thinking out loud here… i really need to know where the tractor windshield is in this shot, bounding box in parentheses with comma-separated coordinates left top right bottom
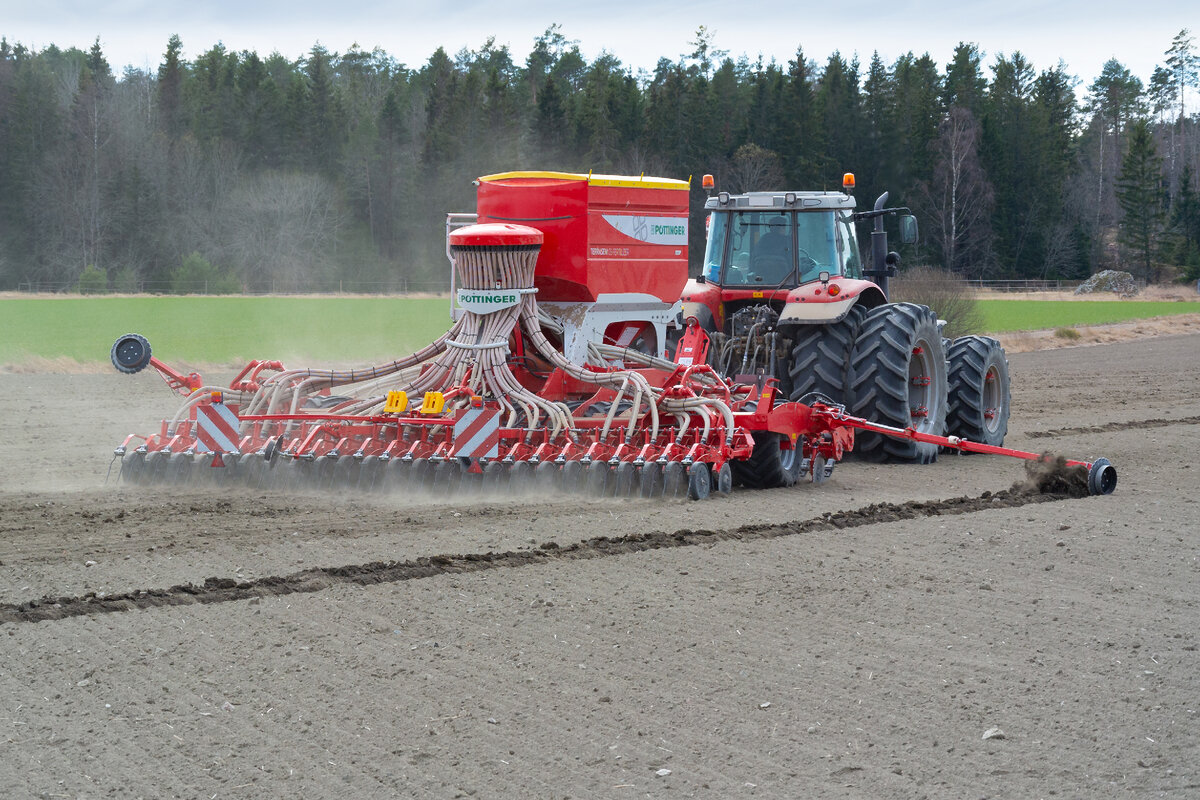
(705, 209, 861, 286)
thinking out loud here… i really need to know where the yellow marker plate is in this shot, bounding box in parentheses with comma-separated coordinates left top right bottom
(419, 391, 445, 415)
(384, 390, 408, 414)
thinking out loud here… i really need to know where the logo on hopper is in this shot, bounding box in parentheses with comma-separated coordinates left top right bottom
(460, 293, 517, 304)
(456, 288, 523, 313)
(602, 214, 688, 245)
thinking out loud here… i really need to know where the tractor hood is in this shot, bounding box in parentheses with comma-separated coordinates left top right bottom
(680, 276, 886, 331)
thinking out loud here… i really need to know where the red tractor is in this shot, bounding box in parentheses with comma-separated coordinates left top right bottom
(679, 174, 1011, 484)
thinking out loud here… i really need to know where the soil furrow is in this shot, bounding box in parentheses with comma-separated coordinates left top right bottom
(0, 478, 1090, 625)
(1024, 414, 1200, 438)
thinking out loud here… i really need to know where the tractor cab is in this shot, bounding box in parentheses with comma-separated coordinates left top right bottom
(679, 179, 925, 417)
(681, 187, 891, 337)
(701, 199, 864, 289)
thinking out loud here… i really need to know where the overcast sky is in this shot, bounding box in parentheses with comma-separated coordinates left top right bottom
(3, 1, 1196, 91)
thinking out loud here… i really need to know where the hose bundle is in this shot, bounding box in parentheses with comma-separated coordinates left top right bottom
(166, 223, 736, 447)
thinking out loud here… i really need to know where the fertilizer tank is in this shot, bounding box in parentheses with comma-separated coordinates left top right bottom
(475, 171, 691, 304)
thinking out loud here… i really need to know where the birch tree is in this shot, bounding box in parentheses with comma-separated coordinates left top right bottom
(915, 107, 994, 276)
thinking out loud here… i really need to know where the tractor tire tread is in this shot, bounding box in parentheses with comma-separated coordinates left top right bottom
(848, 302, 947, 463)
(787, 303, 866, 407)
(730, 430, 801, 489)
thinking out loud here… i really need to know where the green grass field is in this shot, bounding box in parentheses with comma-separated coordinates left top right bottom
(0, 296, 452, 368)
(977, 299, 1200, 333)
(3, 295, 1199, 369)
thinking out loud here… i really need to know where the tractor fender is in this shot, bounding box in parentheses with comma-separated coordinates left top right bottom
(778, 281, 887, 325)
(680, 278, 722, 331)
(681, 301, 717, 332)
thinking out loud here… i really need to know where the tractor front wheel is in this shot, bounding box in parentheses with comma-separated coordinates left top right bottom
(730, 431, 803, 489)
(849, 303, 948, 463)
(787, 304, 866, 407)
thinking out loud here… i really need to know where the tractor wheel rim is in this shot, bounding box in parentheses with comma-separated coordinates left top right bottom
(909, 336, 940, 433)
(779, 442, 797, 472)
(983, 364, 1002, 435)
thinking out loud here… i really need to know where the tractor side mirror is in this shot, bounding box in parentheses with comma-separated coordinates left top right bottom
(898, 214, 918, 245)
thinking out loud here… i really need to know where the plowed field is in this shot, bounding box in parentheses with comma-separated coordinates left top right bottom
(2, 334, 1198, 798)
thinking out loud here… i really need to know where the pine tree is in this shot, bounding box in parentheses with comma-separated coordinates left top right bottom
(533, 75, 568, 158)
(816, 52, 862, 184)
(188, 43, 238, 145)
(1031, 64, 1084, 277)
(742, 60, 784, 158)
(985, 52, 1066, 277)
(1164, 29, 1198, 120)
(236, 51, 286, 168)
(1170, 163, 1200, 280)
(1115, 119, 1165, 280)
(86, 37, 112, 86)
(707, 58, 744, 158)
(420, 47, 457, 164)
(858, 51, 891, 198)
(303, 44, 344, 172)
(943, 42, 987, 116)
(775, 47, 820, 186)
(890, 52, 942, 194)
(156, 35, 185, 141)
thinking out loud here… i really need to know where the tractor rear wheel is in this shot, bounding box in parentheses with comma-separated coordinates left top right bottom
(730, 431, 803, 489)
(848, 303, 948, 463)
(787, 304, 867, 407)
(947, 335, 1010, 447)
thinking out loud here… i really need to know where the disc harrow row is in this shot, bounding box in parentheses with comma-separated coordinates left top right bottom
(117, 447, 733, 500)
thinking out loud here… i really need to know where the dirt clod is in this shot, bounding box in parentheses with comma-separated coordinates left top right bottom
(1021, 455, 1089, 498)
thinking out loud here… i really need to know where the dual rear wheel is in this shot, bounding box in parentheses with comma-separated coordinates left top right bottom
(742, 301, 1011, 479)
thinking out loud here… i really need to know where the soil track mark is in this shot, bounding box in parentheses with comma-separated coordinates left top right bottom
(1, 481, 1096, 625)
(1025, 414, 1200, 439)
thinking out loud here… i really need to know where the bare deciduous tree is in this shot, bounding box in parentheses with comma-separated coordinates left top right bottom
(913, 107, 994, 277)
(222, 171, 345, 291)
(726, 143, 784, 193)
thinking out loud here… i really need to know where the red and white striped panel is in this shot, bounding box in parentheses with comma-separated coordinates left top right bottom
(195, 403, 242, 455)
(450, 408, 501, 460)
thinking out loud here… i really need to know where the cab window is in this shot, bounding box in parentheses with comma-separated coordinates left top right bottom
(794, 212, 838, 283)
(835, 210, 862, 278)
(724, 211, 793, 286)
(702, 213, 727, 281)
(706, 208, 861, 285)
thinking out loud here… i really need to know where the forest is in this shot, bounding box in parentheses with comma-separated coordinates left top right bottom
(0, 25, 1198, 294)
